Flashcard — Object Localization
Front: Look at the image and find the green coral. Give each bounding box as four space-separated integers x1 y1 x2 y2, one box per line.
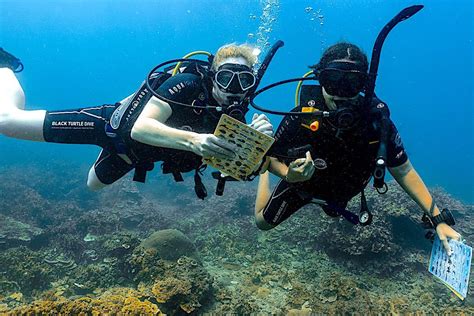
0 247 55 296
139 229 199 261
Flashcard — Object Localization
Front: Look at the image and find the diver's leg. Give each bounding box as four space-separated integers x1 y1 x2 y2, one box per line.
87 149 134 190
255 172 275 230
0 68 46 141
87 165 108 191
256 178 311 230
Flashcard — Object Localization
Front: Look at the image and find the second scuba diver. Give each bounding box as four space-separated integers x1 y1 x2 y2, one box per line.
253 41 462 255
0 44 274 198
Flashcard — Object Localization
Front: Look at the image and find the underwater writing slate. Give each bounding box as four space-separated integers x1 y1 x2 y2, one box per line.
429 236 472 300
203 114 274 181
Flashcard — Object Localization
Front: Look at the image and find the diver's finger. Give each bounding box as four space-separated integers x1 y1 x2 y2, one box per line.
250 113 266 126
209 136 237 152
255 113 269 122
203 145 234 159
441 239 453 256
206 138 236 159
249 113 259 128
252 119 269 130
447 231 462 241
298 151 314 170
255 124 273 135
293 158 307 167
289 159 305 170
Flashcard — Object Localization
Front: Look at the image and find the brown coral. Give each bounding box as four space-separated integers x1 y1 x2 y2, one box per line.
8 288 162 315
151 277 192 303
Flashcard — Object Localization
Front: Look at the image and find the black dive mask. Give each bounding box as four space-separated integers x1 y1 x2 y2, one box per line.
318 61 368 98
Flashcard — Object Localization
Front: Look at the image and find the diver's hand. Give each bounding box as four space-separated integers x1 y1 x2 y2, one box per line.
436 223 462 256
249 113 273 137
191 134 236 160
285 151 315 183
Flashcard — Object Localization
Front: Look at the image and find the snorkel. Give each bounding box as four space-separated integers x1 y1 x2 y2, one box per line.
366 5 424 192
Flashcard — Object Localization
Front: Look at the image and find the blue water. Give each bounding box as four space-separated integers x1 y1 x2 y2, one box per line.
0 0 472 203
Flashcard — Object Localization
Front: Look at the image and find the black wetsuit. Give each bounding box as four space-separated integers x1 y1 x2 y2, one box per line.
42 73 222 185
262 86 408 226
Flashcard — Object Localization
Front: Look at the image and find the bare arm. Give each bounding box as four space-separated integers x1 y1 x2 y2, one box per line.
389 159 461 254
131 96 199 152
389 159 441 216
130 97 235 159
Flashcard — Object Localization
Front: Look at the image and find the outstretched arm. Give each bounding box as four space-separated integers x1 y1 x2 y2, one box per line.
0 68 46 141
389 159 461 254
130 96 235 159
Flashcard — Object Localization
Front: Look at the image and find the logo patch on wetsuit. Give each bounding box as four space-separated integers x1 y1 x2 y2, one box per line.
396 150 405 159
51 121 94 127
168 82 186 95
110 88 149 129
313 158 328 170
394 132 403 147
110 103 127 129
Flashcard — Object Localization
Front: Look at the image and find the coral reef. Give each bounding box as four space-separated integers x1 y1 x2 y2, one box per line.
129 242 212 314
0 214 43 249
140 229 199 261
0 164 473 314
0 247 56 297
5 287 162 315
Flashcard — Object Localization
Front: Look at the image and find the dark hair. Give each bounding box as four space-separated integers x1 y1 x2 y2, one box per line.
311 42 369 72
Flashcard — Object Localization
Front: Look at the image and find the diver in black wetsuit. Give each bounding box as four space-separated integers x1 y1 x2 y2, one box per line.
0 44 273 197
254 42 461 255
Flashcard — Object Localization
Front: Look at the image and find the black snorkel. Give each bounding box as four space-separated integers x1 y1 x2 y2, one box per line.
0 48 24 73
366 4 424 193
251 40 285 96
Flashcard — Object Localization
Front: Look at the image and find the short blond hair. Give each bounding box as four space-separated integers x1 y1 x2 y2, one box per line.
212 43 258 71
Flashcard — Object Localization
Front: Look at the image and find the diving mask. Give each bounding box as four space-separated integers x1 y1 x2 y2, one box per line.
214 63 256 94
318 61 368 98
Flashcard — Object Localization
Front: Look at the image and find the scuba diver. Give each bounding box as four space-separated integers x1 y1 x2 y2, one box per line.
0 44 273 198
251 6 461 255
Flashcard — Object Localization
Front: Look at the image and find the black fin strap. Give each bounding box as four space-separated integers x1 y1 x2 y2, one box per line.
194 169 207 200
133 162 155 183
172 171 184 182
361 190 368 213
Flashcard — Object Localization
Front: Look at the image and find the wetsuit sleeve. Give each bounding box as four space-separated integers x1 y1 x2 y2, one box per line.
156 73 203 111
386 120 408 167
